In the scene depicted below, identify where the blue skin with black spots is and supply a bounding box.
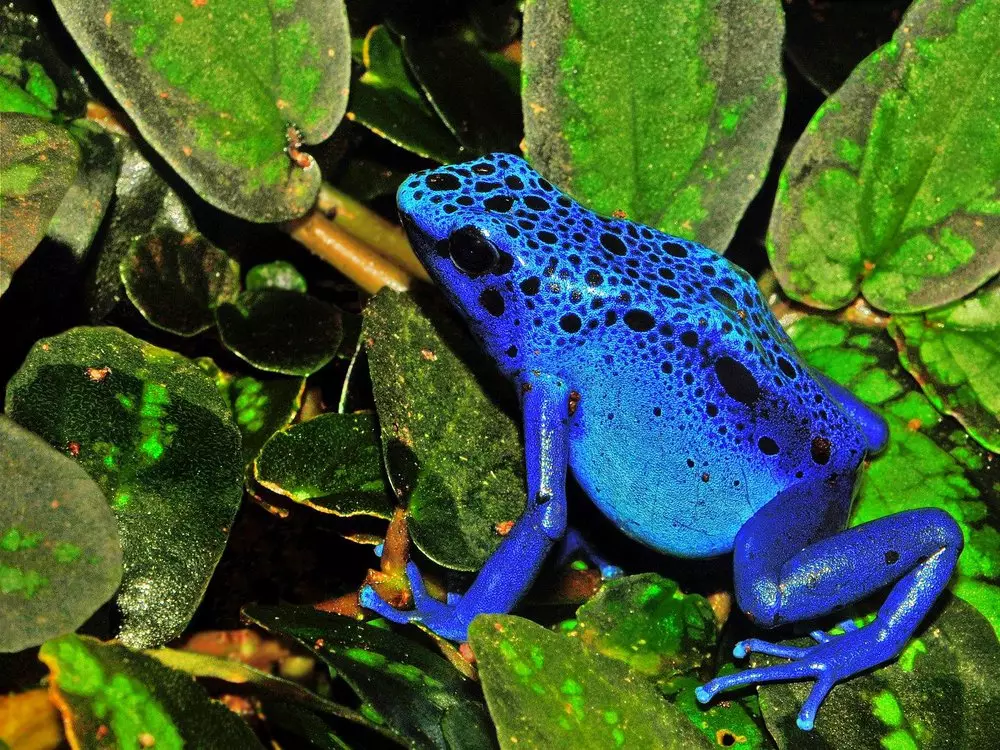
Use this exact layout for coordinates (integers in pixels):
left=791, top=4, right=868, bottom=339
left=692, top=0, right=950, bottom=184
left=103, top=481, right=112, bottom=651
left=360, top=153, right=963, bottom=731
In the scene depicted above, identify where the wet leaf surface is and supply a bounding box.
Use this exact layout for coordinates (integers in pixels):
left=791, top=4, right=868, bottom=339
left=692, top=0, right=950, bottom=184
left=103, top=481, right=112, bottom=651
left=754, top=596, right=1000, bottom=748
left=362, top=290, right=525, bottom=571
left=39, top=634, right=263, bottom=748
left=348, top=25, right=464, bottom=164
left=197, top=358, right=305, bottom=469
left=768, top=0, right=1000, bottom=312
left=890, top=282, right=1000, bottom=452
left=243, top=604, right=495, bottom=750
left=121, top=227, right=241, bottom=337
left=6, top=327, right=243, bottom=647
left=51, top=0, right=351, bottom=221
left=0, top=111, right=79, bottom=295
left=216, top=289, right=343, bottom=376
left=522, top=0, right=785, bottom=251
left=470, top=614, right=712, bottom=749
left=254, top=412, right=394, bottom=518
left=402, top=33, right=521, bottom=155
left=0, top=416, right=122, bottom=654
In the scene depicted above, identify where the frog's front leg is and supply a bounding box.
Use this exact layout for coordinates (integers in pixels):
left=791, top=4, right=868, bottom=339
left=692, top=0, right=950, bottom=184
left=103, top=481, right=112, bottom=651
left=360, top=374, right=571, bottom=641
left=697, top=471, right=962, bottom=730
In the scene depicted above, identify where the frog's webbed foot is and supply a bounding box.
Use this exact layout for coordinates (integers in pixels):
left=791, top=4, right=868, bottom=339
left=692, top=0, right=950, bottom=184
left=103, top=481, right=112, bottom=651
left=695, top=620, right=879, bottom=731
left=360, top=562, right=472, bottom=642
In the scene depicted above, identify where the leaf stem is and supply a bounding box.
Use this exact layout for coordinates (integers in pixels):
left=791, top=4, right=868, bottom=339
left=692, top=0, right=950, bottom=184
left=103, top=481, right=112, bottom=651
left=317, top=183, right=431, bottom=282
left=282, top=209, right=415, bottom=294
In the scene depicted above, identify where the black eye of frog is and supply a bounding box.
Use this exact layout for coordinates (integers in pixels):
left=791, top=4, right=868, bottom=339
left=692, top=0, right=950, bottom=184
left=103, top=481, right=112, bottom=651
left=446, top=226, right=499, bottom=277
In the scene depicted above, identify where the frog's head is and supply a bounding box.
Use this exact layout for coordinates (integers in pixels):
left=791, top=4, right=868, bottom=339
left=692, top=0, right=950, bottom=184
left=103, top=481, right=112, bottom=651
left=397, top=153, right=567, bottom=369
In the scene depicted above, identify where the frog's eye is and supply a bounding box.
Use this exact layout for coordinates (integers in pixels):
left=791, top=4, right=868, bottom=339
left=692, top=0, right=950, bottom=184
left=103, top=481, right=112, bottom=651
left=447, top=226, right=498, bottom=277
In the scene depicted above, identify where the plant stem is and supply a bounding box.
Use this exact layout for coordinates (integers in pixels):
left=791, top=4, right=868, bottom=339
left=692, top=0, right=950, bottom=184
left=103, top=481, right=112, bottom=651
left=317, top=183, right=431, bottom=282
left=283, top=209, right=415, bottom=294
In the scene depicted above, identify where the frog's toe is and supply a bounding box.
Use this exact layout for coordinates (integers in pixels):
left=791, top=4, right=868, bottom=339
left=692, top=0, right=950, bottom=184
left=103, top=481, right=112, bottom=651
left=733, top=638, right=810, bottom=660
left=359, top=563, right=472, bottom=641
left=358, top=584, right=419, bottom=625
left=600, top=563, right=625, bottom=580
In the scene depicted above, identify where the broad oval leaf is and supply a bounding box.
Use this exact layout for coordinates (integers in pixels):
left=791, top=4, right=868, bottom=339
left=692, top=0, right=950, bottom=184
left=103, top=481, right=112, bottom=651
left=215, top=289, right=343, bottom=376
left=0, top=416, right=122, bottom=654
left=768, top=0, right=1000, bottom=312
left=6, top=326, right=243, bottom=647
left=52, top=0, right=352, bottom=221
left=254, top=412, right=394, bottom=518
left=522, top=0, right=785, bottom=251
left=243, top=604, right=495, bottom=750
left=470, top=614, right=712, bottom=749
left=890, top=282, right=1000, bottom=453
left=0, top=112, right=79, bottom=295
left=754, top=596, right=1000, bottom=748
left=362, top=290, right=525, bottom=571
left=121, top=227, right=241, bottom=337
left=39, top=634, right=263, bottom=748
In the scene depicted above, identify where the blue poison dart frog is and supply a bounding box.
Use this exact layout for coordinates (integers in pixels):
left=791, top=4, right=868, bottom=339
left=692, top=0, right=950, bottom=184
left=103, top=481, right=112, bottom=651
left=360, top=153, right=963, bottom=731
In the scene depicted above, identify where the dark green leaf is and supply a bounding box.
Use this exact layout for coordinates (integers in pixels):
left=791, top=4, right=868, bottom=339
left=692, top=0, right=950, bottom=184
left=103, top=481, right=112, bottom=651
left=6, top=327, right=243, bottom=647
left=402, top=34, right=521, bottom=155
left=890, top=282, right=1000, bottom=452
left=121, top=227, right=241, bottom=337
left=39, top=634, right=263, bottom=748
left=197, top=357, right=305, bottom=468
left=46, top=122, right=121, bottom=260
left=215, top=289, right=343, bottom=376
left=348, top=25, right=464, bottom=164
left=254, top=412, right=393, bottom=518
left=755, top=597, right=1000, bottom=748
left=522, top=0, right=785, bottom=251
left=567, top=574, right=717, bottom=688
left=362, top=290, right=525, bottom=571
left=0, top=111, right=79, bottom=294
left=671, top=674, right=773, bottom=749
left=243, top=604, right=495, bottom=750
left=246, top=260, right=308, bottom=293
left=52, top=0, right=352, bottom=221
left=470, top=614, right=712, bottom=749
left=768, top=0, right=1000, bottom=312
left=0, top=416, right=122, bottom=654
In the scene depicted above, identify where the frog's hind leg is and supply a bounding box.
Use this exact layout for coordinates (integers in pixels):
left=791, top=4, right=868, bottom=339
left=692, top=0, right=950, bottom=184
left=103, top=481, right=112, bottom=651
left=814, top=371, right=889, bottom=453
left=360, top=374, right=572, bottom=641
left=554, top=527, right=624, bottom=579
left=697, top=470, right=962, bottom=730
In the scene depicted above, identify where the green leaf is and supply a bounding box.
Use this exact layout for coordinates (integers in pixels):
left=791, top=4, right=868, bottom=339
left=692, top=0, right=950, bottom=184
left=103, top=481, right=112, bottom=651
left=121, top=227, right=241, bottom=337
left=889, top=282, right=1000, bottom=453
left=254, top=412, right=394, bottom=518
left=197, top=358, right=304, bottom=468
left=522, top=0, right=785, bottom=251
left=785, top=313, right=1000, bottom=628
left=6, top=327, right=243, bottom=647
left=671, top=674, right=773, bottom=749
left=567, top=574, right=717, bottom=688
left=470, top=614, right=712, bottom=749
left=246, top=260, right=308, bottom=293
left=243, top=604, right=495, bottom=750
left=0, top=111, right=79, bottom=295
left=52, top=0, right=352, bottom=222
left=768, top=0, right=1000, bottom=312
left=39, top=634, right=263, bottom=749
left=216, top=289, right=343, bottom=376
left=348, top=25, right=464, bottom=164
left=402, top=34, right=521, bottom=155
left=754, top=596, right=1000, bottom=748
left=362, top=290, right=526, bottom=571
left=46, top=122, right=122, bottom=260
left=0, top=416, right=122, bottom=654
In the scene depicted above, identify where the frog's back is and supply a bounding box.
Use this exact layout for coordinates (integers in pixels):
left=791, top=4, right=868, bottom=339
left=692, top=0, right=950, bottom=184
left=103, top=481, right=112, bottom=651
left=394, top=155, right=867, bottom=557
